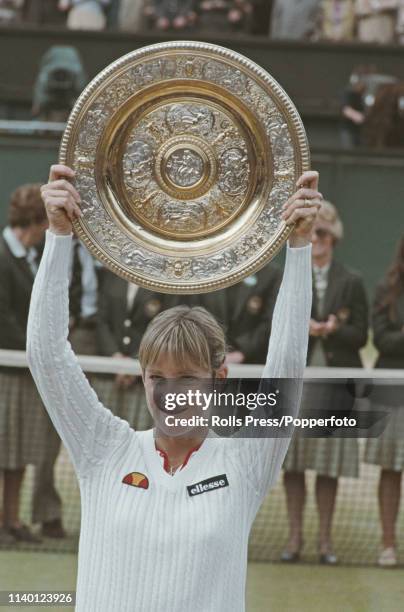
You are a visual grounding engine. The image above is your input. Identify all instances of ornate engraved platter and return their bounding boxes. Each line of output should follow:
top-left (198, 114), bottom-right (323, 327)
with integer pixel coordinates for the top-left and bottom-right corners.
top-left (60, 41), bottom-right (310, 293)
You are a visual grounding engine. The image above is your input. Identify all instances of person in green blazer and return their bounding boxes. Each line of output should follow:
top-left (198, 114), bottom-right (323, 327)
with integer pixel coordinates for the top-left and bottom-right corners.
top-left (365, 235), bottom-right (404, 567)
top-left (282, 200), bottom-right (369, 565)
top-left (95, 270), bottom-right (167, 429)
top-left (225, 264), bottom-right (282, 365)
top-left (0, 184), bottom-right (48, 544)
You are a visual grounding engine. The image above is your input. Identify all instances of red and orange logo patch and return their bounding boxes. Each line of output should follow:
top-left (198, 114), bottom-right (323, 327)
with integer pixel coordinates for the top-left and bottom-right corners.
top-left (122, 472), bottom-right (149, 489)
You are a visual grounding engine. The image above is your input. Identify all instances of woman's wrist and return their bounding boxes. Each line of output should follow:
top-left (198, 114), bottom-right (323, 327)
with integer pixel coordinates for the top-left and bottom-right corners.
top-left (288, 235), bottom-right (311, 248)
top-left (48, 225), bottom-right (73, 237)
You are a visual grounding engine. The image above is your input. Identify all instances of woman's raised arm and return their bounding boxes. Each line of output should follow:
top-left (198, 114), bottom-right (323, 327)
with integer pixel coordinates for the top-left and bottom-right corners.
top-left (239, 171), bottom-right (320, 501)
top-left (263, 242), bottom-right (312, 380)
top-left (27, 165), bottom-right (131, 478)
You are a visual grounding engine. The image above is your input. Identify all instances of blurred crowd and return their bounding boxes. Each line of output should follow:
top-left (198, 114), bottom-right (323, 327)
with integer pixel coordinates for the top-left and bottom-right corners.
top-left (0, 182), bottom-right (404, 569)
top-left (1, 0), bottom-right (404, 42)
top-left (26, 43), bottom-right (404, 149)
top-left (341, 64), bottom-right (404, 147)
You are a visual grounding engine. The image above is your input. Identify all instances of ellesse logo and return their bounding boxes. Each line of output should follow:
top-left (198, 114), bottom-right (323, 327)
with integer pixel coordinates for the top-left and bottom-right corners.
top-left (122, 472), bottom-right (149, 489)
top-left (187, 474), bottom-right (229, 497)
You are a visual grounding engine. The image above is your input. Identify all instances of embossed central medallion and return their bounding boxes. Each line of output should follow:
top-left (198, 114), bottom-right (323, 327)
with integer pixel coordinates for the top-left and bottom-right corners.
top-left (120, 100), bottom-right (253, 239)
top-left (165, 148), bottom-right (204, 187)
top-left (155, 136), bottom-right (216, 200)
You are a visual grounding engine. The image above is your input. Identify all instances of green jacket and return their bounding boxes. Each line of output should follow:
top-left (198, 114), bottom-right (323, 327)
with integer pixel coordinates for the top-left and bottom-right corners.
top-left (226, 264), bottom-right (282, 364)
top-left (309, 259), bottom-right (369, 368)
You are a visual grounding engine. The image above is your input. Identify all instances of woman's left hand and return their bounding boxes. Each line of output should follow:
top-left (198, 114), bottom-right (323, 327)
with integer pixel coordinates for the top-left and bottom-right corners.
top-left (322, 314), bottom-right (339, 336)
top-left (282, 171), bottom-right (322, 247)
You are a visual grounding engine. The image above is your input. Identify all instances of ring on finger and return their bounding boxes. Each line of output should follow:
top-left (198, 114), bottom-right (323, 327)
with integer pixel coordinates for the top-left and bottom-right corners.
top-left (49, 205), bottom-right (59, 212)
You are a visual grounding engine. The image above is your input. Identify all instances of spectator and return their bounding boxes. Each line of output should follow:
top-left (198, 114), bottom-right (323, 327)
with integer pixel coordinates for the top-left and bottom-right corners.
top-left (0, 0), bottom-right (23, 22)
top-left (222, 265), bottom-right (281, 432)
top-left (169, 290), bottom-right (228, 338)
top-left (32, 46), bottom-right (87, 122)
top-left (146, 0), bottom-right (197, 30)
top-left (364, 236), bottom-right (404, 567)
top-left (397, 1), bottom-right (404, 42)
top-left (118, 0), bottom-right (144, 31)
top-left (94, 271), bottom-right (163, 429)
top-left (364, 81), bottom-right (404, 147)
top-left (32, 238), bottom-right (99, 538)
top-left (225, 264), bottom-right (282, 365)
top-left (319, 0), bottom-right (356, 41)
top-left (355, 0), bottom-right (398, 44)
top-left (58, 0), bottom-right (110, 29)
top-left (269, 0), bottom-right (322, 40)
top-left (282, 201), bottom-right (368, 565)
top-left (196, 0), bottom-right (255, 34)
top-left (341, 68), bottom-right (367, 147)
top-left (23, 0), bottom-right (65, 24)
top-left (0, 184), bottom-right (48, 544)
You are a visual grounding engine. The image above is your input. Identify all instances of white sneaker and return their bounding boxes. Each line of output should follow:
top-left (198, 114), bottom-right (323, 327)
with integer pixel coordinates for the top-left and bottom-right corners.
top-left (378, 547), bottom-right (397, 567)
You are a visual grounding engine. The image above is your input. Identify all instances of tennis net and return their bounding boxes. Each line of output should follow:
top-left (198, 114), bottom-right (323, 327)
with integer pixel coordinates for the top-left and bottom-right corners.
top-left (0, 349), bottom-right (403, 567)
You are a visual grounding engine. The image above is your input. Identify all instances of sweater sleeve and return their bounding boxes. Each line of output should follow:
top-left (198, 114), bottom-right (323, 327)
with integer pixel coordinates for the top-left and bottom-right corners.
top-left (26, 230), bottom-right (131, 478)
top-left (262, 243), bottom-right (312, 379)
top-left (240, 242), bottom-right (312, 500)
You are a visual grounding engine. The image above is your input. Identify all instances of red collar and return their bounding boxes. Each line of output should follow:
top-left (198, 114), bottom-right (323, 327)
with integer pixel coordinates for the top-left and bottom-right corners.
top-left (155, 442), bottom-right (202, 473)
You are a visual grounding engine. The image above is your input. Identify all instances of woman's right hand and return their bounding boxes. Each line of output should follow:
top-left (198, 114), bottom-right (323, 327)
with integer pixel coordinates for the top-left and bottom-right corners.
top-left (40, 165), bottom-right (82, 235)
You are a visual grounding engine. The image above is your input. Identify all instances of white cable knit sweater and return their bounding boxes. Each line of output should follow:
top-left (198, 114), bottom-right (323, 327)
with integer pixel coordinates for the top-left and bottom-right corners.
top-left (27, 231), bottom-right (312, 612)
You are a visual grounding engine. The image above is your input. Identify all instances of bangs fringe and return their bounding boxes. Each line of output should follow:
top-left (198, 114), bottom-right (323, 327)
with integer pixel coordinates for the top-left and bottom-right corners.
top-left (140, 317), bottom-right (212, 371)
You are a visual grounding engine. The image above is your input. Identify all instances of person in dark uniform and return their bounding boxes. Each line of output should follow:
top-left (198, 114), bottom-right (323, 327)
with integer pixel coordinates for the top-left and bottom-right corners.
top-left (365, 235), bottom-right (404, 567)
top-left (218, 264), bottom-right (282, 433)
top-left (341, 68), bottom-right (366, 147)
top-left (0, 184), bottom-right (48, 544)
top-left (282, 201), bottom-right (369, 564)
top-left (33, 237), bottom-right (99, 538)
top-left (225, 264), bottom-right (282, 365)
top-left (196, 0), bottom-right (255, 35)
top-left (94, 271), bottom-right (167, 430)
top-left (169, 289), bottom-right (228, 337)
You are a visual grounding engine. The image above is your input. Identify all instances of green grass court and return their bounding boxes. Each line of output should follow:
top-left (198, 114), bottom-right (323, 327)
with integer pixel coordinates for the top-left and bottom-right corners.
top-left (1, 552), bottom-right (403, 612)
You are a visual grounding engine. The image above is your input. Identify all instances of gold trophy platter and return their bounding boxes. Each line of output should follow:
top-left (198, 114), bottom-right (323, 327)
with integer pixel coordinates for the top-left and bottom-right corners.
top-left (59, 41), bottom-right (310, 294)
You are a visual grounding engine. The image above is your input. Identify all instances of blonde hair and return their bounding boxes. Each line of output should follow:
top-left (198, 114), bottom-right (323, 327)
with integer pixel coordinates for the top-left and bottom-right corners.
top-left (139, 305), bottom-right (226, 372)
top-left (317, 200), bottom-right (344, 242)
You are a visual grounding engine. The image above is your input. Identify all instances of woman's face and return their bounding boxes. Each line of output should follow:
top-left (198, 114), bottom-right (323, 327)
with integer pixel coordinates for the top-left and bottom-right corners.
top-left (142, 352), bottom-right (227, 437)
top-left (311, 223), bottom-right (334, 261)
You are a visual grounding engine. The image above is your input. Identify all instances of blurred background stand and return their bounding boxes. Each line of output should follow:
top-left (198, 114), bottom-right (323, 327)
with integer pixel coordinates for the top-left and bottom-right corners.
top-left (31, 46), bottom-right (87, 122)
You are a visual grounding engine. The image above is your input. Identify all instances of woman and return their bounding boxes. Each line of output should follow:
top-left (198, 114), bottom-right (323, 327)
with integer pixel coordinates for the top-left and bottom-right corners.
top-left (365, 236), bottom-right (404, 567)
top-left (58, 0), bottom-right (110, 30)
top-left (95, 272), bottom-right (228, 429)
top-left (269, 0), bottom-right (321, 40)
top-left (0, 184), bottom-right (48, 544)
top-left (364, 82), bottom-right (404, 149)
top-left (27, 164), bottom-right (321, 611)
top-left (355, 0), bottom-right (398, 44)
top-left (282, 201), bottom-right (369, 564)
